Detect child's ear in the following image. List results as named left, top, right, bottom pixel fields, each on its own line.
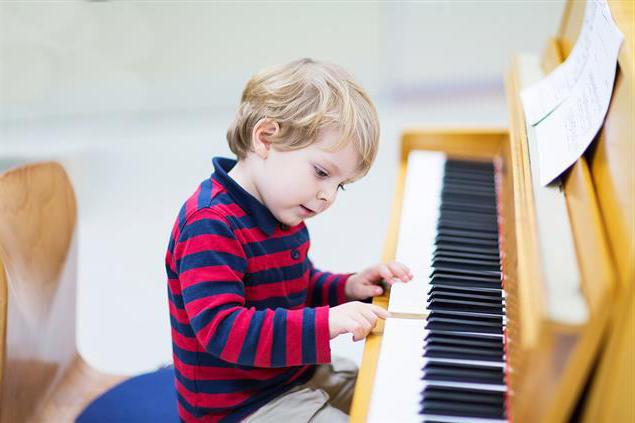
left=252, top=118, right=279, bottom=159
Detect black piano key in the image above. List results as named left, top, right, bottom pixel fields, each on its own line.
left=441, top=202, right=497, bottom=215
left=421, top=400, right=505, bottom=419
left=430, top=268, right=502, bottom=281
left=427, top=314, right=503, bottom=327
left=441, top=194, right=495, bottom=202
left=432, top=259, right=501, bottom=273
left=424, top=338, right=504, bottom=356
left=432, top=249, right=500, bottom=262
left=422, top=386, right=504, bottom=406
left=425, top=332, right=505, bottom=349
left=442, top=199, right=496, bottom=210
left=444, top=167, right=494, bottom=176
left=434, top=243, right=500, bottom=255
left=446, top=159, right=494, bottom=168
left=444, top=173, right=495, bottom=183
left=443, top=179, right=495, bottom=192
left=424, top=346, right=504, bottom=362
left=435, top=234, right=499, bottom=248
left=423, top=362, right=505, bottom=384
left=424, top=344, right=502, bottom=359
left=446, top=162, right=494, bottom=170
left=428, top=285, right=503, bottom=298
left=442, top=185, right=496, bottom=197
left=444, top=170, right=495, bottom=181
left=436, top=227, right=499, bottom=241
left=430, top=273, right=501, bottom=286
left=429, top=281, right=500, bottom=292
left=426, top=319, right=503, bottom=335
left=430, top=310, right=504, bottom=322
left=421, top=390, right=506, bottom=419
left=432, top=257, right=501, bottom=271
left=443, top=179, right=495, bottom=188
left=428, top=299, right=504, bottom=315
left=439, top=219, right=498, bottom=232
left=440, top=210, right=498, bottom=224
left=441, top=193, right=497, bottom=206
left=428, top=290, right=503, bottom=304
left=445, top=170, right=494, bottom=178
left=428, top=287, right=505, bottom=307
left=437, top=221, right=498, bottom=234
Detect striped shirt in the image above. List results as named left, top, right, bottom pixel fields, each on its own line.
left=166, top=157, right=351, bottom=422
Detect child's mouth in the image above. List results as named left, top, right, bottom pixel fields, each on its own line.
left=300, top=205, right=316, bottom=216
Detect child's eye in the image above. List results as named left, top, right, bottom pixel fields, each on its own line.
left=338, top=184, right=346, bottom=191
left=313, top=166, right=328, bottom=178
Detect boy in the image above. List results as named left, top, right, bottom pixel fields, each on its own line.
left=166, top=58, right=412, bottom=422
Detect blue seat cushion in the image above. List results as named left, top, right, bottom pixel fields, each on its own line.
left=76, top=366, right=178, bottom=423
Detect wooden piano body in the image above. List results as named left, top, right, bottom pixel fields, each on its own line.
left=351, top=0, right=633, bottom=421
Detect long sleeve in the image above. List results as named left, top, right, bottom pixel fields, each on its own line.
left=173, top=209, right=332, bottom=368
left=305, top=258, right=352, bottom=307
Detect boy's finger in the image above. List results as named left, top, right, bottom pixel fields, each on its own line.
left=377, top=264, right=393, bottom=281
left=366, top=284, right=383, bottom=297
left=350, top=315, right=372, bottom=339
left=387, top=262, right=410, bottom=282
left=359, top=304, right=380, bottom=326
left=368, top=304, right=390, bottom=319
left=390, top=261, right=413, bottom=279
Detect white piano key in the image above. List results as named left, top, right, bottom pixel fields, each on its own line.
left=389, top=150, right=445, bottom=315
left=368, top=317, right=427, bottom=423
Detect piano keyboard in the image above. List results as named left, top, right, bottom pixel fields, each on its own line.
left=368, top=152, right=508, bottom=423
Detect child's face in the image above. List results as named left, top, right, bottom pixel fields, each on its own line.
left=254, top=128, right=361, bottom=227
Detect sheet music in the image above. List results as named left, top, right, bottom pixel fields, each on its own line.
left=518, top=54, right=588, bottom=324
left=388, top=150, right=445, bottom=316
left=520, top=0, right=605, bottom=125
left=522, top=0, right=624, bottom=186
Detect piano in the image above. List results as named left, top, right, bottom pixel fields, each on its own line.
left=350, top=1, right=633, bottom=422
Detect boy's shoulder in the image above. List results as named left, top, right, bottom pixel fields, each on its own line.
left=176, top=175, right=239, bottom=232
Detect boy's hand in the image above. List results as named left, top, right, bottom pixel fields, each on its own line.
left=344, top=261, right=413, bottom=301
left=328, top=301, right=390, bottom=341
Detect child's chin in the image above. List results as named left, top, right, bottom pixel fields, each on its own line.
left=276, top=213, right=302, bottom=227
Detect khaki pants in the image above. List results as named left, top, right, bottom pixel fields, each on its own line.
left=244, top=356, right=358, bottom=423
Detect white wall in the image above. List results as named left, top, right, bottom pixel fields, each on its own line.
left=1, top=1, right=565, bottom=122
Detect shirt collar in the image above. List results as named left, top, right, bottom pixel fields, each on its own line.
left=211, top=156, right=279, bottom=236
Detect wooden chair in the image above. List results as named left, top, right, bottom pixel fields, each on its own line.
left=0, top=162, right=175, bottom=422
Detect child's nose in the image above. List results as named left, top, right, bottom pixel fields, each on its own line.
left=317, top=186, right=337, bottom=203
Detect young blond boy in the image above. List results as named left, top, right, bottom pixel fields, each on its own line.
left=166, top=58, right=412, bottom=422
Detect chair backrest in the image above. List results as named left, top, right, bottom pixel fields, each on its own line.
left=0, top=162, right=78, bottom=423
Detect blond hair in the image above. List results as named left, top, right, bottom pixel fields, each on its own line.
left=226, top=58, right=380, bottom=179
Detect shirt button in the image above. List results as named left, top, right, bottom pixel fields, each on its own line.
left=291, top=250, right=300, bottom=260
left=280, top=223, right=288, bottom=231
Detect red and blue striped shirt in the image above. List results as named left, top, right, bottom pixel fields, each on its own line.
left=166, top=157, right=351, bottom=422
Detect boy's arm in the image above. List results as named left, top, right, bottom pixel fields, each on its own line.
left=172, top=209, right=331, bottom=368
left=305, top=258, right=353, bottom=307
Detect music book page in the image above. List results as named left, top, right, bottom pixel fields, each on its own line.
left=520, top=0, right=604, bottom=125
left=520, top=0, right=624, bottom=186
